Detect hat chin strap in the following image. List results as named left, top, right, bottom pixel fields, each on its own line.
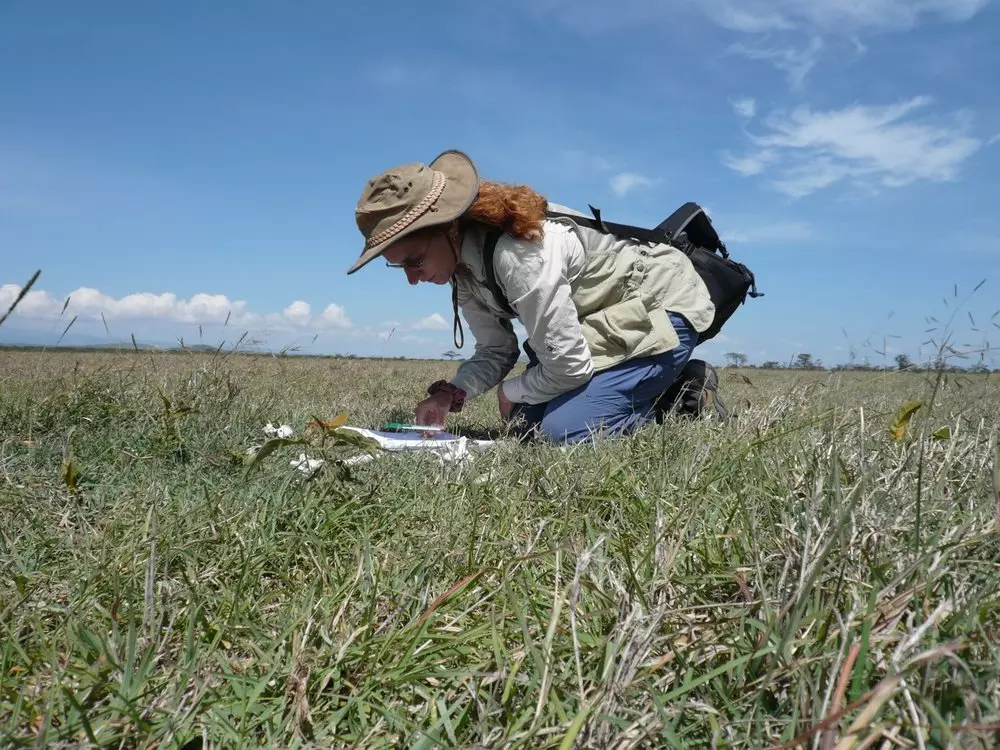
left=451, top=282, right=464, bottom=349
left=446, top=229, right=465, bottom=349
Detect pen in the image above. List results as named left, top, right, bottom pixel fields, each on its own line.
left=383, top=422, right=445, bottom=432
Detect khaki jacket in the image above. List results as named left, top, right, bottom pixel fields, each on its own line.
left=450, top=205, right=715, bottom=405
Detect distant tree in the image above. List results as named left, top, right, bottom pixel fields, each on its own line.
left=895, top=354, right=912, bottom=371
left=725, top=352, right=749, bottom=368
left=760, top=360, right=782, bottom=369
left=442, top=350, right=461, bottom=360
left=794, top=353, right=819, bottom=370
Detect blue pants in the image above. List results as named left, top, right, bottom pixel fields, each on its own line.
left=512, top=312, right=697, bottom=444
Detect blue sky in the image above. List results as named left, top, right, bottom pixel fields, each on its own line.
left=3, top=0, right=999, bottom=368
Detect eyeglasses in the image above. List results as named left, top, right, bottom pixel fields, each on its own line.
left=385, top=256, right=425, bottom=269
left=384, top=233, right=431, bottom=269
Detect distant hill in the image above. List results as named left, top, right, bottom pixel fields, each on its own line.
left=0, top=326, right=170, bottom=350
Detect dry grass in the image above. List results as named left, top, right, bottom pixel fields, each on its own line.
left=1, top=348, right=998, bottom=748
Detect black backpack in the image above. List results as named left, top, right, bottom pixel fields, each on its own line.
left=482, top=202, right=762, bottom=344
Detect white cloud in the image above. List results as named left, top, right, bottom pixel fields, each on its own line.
left=731, top=97, right=757, bottom=119
left=531, top=0, right=990, bottom=35
left=0, top=285, right=249, bottom=325
left=702, top=0, right=990, bottom=33
left=412, top=312, right=450, bottom=331
left=728, top=37, right=824, bottom=89
left=768, top=158, right=851, bottom=197
left=988, top=133, right=1000, bottom=146
left=609, top=172, right=659, bottom=197
left=319, top=303, right=352, bottom=330
left=723, top=96, right=983, bottom=197
left=283, top=300, right=311, bottom=325
left=528, top=0, right=990, bottom=85
left=720, top=149, right=778, bottom=176
left=0, top=284, right=58, bottom=318
left=0, top=283, right=353, bottom=331
left=557, top=153, right=663, bottom=197
left=705, top=3, right=794, bottom=32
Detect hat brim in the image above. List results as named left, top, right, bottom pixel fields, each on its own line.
left=346, top=150, right=479, bottom=275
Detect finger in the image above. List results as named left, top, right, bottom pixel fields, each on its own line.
left=418, top=406, right=444, bottom=427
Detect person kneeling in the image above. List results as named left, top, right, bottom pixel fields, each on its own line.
left=346, top=149, right=726, bottom=444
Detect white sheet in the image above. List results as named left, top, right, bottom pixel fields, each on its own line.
left=337, top=427, right=495, bottom=466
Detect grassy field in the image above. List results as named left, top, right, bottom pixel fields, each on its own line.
left=1, top=348, right=998, bottom=748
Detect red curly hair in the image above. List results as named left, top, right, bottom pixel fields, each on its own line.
left=461, top=180, right=548, bottom=241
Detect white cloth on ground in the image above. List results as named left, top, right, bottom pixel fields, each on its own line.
left=338, top=427, right=495, bottom=466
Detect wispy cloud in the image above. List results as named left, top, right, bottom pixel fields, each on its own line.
left=530, top=0, right=991, bottom=34
left=720, top=149, right=778, bottom=176
left=609, top=172, right=659, bottom=197
left=702, top=0, right=991, bottom=34
left=527, top=0, right=991, bottom=85
left=0, top=282, right=353, bottom=331
left=728, top=37, right=824, bottom=89
left=730, top=97, right=757, bottom=119
left=558, top=152, right=662, bottom=198
left=723, top=96, right=983, bottom=198
left=704, top=3, right=794, bottom=32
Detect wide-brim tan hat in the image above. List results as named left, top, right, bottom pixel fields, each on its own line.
left=347, top=149, right=479, bottom=275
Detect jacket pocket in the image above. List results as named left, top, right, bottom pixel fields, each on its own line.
left=580, top=296, right=652, bottom=360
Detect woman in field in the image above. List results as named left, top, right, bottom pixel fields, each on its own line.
left=347, top=149, right=726, bottom=444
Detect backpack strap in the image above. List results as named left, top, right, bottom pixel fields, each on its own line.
left=545, top=208, right=667, bottom=246
left=483, top=228, right=516, bottom=316
left=653, top=202, right=727, bottom=257
left=547, top=202, right=728, bottom=257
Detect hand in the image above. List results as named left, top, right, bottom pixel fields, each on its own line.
left=497, top=382, right=515, bottom=420
left=415, top=391, right=452, bottom=429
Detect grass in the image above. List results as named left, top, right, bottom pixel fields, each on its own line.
left=1, top=348, right=998, bottom=748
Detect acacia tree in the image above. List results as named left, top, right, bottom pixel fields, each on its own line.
left=794, top=353, right=823, bottom=370
left=725, top=352, right=748, bottom=368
